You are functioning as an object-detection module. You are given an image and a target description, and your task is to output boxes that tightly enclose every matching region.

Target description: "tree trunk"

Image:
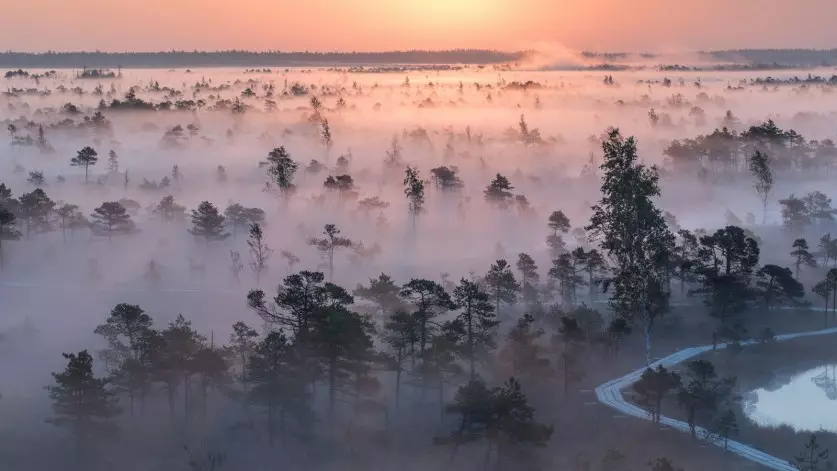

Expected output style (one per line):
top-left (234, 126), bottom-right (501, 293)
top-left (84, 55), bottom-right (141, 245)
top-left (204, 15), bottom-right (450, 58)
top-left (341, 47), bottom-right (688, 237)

top-left (328, 355), bottom-right (337, 421)
top-left (643, 321), bottom-right (652, 365)
top-left (268, 403), bottom-right (275, 445)
top-left (183, 375), bottom-right (190, 421)
top-left (395, 367), bottom-right (401, 410)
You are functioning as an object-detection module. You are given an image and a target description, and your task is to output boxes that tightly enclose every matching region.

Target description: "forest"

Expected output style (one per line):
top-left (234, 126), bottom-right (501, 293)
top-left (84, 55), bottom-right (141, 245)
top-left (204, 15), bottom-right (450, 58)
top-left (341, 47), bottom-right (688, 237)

top-left (2, 63), bottom-right (837, 471)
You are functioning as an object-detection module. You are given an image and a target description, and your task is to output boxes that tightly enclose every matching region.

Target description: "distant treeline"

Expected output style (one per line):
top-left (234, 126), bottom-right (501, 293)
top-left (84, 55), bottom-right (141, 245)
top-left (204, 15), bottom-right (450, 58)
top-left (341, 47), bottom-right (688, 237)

top-left (0, 50), bottom-right (524, 69)
top-left (4, 48), bottom-right (837, 70)
top-left (584, 49), bottom-right (837, 68)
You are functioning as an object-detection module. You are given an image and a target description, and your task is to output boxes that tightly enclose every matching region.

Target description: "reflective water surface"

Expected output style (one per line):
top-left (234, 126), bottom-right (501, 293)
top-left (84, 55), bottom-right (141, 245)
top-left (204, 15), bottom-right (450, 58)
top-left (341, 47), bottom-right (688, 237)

top-left (747, 365), bottom-right (837, 433)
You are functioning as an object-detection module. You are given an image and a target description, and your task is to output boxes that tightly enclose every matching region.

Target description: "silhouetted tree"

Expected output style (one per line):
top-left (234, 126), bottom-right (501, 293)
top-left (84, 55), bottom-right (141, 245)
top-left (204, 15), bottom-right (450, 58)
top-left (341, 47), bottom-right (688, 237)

top-left (155, 195), bottom-right (186, 224)
top-left (265, 146), bottom-right (298, 206)
top-left (586, 129), bottom-right (675, 364)
top-left (400, 278), bottom-right (456, 357)
top-left (755, 264), bottom-right (805, 309)
top-left (633, 365), bottom-right (681, 423)
top-left (247, 223), bottom-right (272, 285)
top-left (483, 259), bottom-right (520, 318)
top-left (307, 224), bottom-right (353, 282)
top-left (0, 205), bottom-right (20, 269)
top-left (676, 359), bottom-right (737, 438)
top-left (454, 279), bottom-right (498, 379)
top-left (91, 201), bottom-right (135, 241)
top-left (71, 146), bottom-right (98, 184)
top-left (47, 350), bottom-right (120, 462)
top-left (439, 377), bottom-right (552, 467)
top-left (793, 434), bottom-right (829, 471)
top-left (16, 188), bottom-right (54, 239)
top-left (748, 149), bottom-right (774, 224)
top-left (246, 330), bottom-right (310, 444)
top-left (188, 201), bottom-right (228, 243)
top-left (229, 251), bottom-right (244, 285)
top-left (484, 173), bottom-right (514, 208)
top-left (382, 309), bottom-right (418, 409)
top-left (791, 238), bottom-right (817, 278)
top-left (404, 165), bottom-right (425, 226)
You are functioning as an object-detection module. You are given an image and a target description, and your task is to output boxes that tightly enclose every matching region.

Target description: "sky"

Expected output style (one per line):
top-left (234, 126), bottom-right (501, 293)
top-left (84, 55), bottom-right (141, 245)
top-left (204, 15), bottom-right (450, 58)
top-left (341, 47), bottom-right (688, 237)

top-left (3, 0), bottom-right (837, 52)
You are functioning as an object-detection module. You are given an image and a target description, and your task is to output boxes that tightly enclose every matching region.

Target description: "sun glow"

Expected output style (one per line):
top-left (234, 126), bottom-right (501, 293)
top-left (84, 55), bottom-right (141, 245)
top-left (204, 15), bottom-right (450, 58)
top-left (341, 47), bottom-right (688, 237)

top-left (397, 0), bottom-right (506, 29)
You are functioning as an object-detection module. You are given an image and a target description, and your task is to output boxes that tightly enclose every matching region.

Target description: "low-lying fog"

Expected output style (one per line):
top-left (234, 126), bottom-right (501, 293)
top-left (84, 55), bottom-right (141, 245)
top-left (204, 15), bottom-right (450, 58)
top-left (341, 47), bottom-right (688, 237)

top-left (3, 63), bottom-right (837, 470)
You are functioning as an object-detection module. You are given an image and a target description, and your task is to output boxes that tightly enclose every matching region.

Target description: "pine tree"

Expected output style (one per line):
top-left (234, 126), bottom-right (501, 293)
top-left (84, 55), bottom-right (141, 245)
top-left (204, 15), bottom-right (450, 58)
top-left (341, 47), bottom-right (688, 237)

top-left (500, 313), bottom-right (548, 379)
top-left (246, 331), bottom-right (311, 443)
top-left (483, 259), bottom-right (520, 318)
top-left (248, 223), bottom-right (273, 285)
top-left (404, 165), bottom-right (425, 226)
top-left (188, 201), bottom-right (228, 243)
top-left (0, 205), bottom-right (20, 270)
top-left (155, 195), bottom-right (186, 224)
top-left (93, 304), bottom-right (155, 416)
top-left (749, 149), bottom-right (774, 224)
top-left (484, 173), bottom-right (514, 208)
top-left (400, 278), bottom-right (456, 357)
top-left (228, 321), bottom-right (259, 389)
top-left (47, 350), bottom-right (121, 461)
top-left (382, 309), bottom-right (418, 409)
top-left (16, 188), bottom-right (55, 239)
top-left (791, 238), bottom-right (817, 279)
top-left (307, 224), bottom-right (353, 282)
top-left (632, 365), bottom-right (681, 423)
top-left (453, 279), bottom-right (498, 379)
top-left (91, 201), bottom-right (135, 241)
top-left (265, 146), bottom-right (298, 206)
top-left (71, 146), bottom-right (98, 184)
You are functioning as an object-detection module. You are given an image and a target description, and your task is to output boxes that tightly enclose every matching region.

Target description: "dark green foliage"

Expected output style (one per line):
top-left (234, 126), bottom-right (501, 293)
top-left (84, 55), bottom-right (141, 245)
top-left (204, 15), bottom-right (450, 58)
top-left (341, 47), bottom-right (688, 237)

top-left (755, 264), bottom-right (805, 309)
top-left (0, 204), bottom-right (20, 269)
top-left (265, 146), bottom-right (298, 203)
top-left (404, 165), bottom-right (425, 218)
top-left (91, 201), bottom-right (135, 240)
top-left (71, 146), bottom-right (98, 184)
top-left (791, 238), bottom-right (817, 278)
top-left (246, 330), bottom-right (311, 444)
top-left (693, 226), bottom-right (760, 326)
top-left (382, 309), bottom-right (418, 409)
top-left (400, 278), bottom-right (456, 357)
top-left (354, 273), bottom-right (403, 316)
top-left (47, 350), bottom-right (120, 459)
top-left (586, 128), bottom-right (674, 364)
top-left (547, 210), bottom-right (571, 235)
top-left (439, 377), bottom-right (552, 467)
top-left (16, 188), bottom-right (55, 239)
top-left (748, 149), bottom-right (774, 224)
top-left (454, 279), bottom-right (498, 379)
top-left (484, 173), bottom-right (514, 207)
top-left (484, 259), bottom-right (520, 317)
top-left (154, 195), bottom-right (186, 224)
top-left (188, 201), bottom-right (228, 243)
top-left (500, 313), bottom-right (548, 379)
top-left (247, 223), bottom-right (272, 284)
top-left (632, 365), bottom-right (681, 423)
top-left (676, 359), bottom-right (738, 438)
top-left (307, 224), bottom-right (353, 281)
top-left (430, 165), bottom-right (463, 191)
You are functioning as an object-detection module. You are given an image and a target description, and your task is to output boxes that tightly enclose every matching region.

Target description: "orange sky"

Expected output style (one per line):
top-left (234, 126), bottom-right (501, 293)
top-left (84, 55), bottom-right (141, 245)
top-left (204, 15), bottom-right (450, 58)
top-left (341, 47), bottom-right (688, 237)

top-left (3, 0), bottom-right (837, 52)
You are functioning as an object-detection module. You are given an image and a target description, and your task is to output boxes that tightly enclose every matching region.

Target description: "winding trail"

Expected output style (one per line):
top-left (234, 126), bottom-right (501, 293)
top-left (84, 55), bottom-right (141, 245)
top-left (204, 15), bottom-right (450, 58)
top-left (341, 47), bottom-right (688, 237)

top-left (595, 326), bottom-right (837, 471)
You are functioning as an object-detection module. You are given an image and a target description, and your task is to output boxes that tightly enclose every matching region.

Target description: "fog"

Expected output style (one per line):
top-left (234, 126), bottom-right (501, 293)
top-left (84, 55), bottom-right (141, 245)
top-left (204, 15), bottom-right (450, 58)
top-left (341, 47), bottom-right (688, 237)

top-left (3, 62), bottom-right (837, 471)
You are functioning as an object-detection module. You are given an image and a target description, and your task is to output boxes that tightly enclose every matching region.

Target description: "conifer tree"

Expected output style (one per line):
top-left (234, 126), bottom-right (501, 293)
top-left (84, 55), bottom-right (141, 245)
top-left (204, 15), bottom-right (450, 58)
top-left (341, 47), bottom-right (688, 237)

top-left (71, 146), bottom-right (98, 184)
top-left (47, 350), bottom-right (121, 461)
top-left (91, 201), bottom-right (135, 241)
top-left (188, 201), bottom-right (228, 243)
